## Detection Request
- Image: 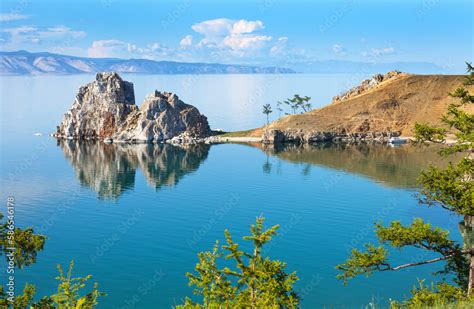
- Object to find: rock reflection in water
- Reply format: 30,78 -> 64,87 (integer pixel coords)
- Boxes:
57,140 -> 210,199
258,142 -> 454,188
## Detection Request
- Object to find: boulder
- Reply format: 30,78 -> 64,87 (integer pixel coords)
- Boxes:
262,129 -> 285,144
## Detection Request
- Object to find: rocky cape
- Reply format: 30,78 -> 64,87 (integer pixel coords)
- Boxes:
244,72 -> 473,144
54,71 -> 472,145
54,72 -> 211,143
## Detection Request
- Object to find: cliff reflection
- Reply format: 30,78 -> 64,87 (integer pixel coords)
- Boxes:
58,140 -> 210,199
258,143 -> 455,188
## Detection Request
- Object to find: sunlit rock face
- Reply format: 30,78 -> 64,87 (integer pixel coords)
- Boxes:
54,72 -> 137,139
58,140 -> 210,199
115,90 -> 211,142
54,72 -> 211,142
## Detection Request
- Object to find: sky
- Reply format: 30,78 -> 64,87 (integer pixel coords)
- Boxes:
0,0 -> 472,71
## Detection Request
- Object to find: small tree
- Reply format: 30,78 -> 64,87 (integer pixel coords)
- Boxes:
0,261 -> 104,308
0,212 -> 46,268
336,63 -> 474,306
276,101 -> 284,119
178,217 -> 299,308
262,104 -> 273,125
284,95 -> 312,114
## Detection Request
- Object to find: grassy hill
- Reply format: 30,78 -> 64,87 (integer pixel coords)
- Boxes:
251,74 -> 473,137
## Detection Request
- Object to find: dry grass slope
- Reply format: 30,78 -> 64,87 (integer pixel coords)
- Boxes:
265,74 -> 473,136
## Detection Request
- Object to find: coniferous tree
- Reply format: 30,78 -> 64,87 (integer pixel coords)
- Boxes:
0,212 -> 104,308
336,63 -> 474,306
179,217 -> 299,308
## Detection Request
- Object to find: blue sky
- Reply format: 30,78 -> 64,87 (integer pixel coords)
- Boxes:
0,0 -> 472,71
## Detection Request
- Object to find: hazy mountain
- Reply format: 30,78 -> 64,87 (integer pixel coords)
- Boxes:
0,50 -> 446,75
290,60 -> 446,74
0,50 -> 295,75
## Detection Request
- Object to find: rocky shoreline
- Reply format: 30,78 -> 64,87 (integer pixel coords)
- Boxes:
261,129 -> 401,144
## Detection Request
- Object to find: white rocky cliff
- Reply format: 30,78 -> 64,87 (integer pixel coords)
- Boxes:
54,72 -> 211,142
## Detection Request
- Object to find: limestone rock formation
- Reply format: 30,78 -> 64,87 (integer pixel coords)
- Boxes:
54,72 -> 211,143
332,70 -> 405,103
115,90 -> 211,142
54,72 -> 137,139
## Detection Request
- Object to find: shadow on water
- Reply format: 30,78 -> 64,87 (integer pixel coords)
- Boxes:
254,142 -> 455,188
57,140 -> 210,199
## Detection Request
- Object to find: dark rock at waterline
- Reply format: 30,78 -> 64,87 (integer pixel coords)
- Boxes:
262,129 -> 400,144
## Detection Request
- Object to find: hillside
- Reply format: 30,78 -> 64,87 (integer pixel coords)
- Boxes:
0,50 -> 295,75
265,73 -> 473,137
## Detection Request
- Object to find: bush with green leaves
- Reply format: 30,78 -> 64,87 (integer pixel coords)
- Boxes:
178,217 -> 299,308
0,212 -> 103,308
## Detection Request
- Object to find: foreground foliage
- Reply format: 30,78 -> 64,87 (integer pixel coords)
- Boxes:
337,63 -> 474,307
178,217 -> 299,308
0,212 -> 103,308
0,213 -> 46,268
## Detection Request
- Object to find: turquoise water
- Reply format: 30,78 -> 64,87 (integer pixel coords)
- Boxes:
0,75 -> 461,308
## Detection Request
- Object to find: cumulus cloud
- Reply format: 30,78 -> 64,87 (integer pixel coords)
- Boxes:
88,40 -> 129,58
191,18 -> 234,37
88,39 -> 172,59
231,20 -> 264,35
0,13 -> 29,22
190,18 -> 273,57
270,36 -> 288,55
0,25 -> 86,48
179,35 -> 193,48
1,17 -> 290,63
223,34 -> 271,51
332,44 -> 347,55
362,47 -> 395,58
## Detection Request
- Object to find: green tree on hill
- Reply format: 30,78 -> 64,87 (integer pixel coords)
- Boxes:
336,63 -> 474,307
263,104 -> 273,125
284,95 -> 312,114
276,101 -> 284,119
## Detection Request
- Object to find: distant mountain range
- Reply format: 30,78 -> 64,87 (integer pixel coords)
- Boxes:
0,50 -> 295,75
289,60 -> 446,74
0,50 -> 447,75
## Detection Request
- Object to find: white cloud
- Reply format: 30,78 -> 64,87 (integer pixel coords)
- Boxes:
223,34 -> 271,51
190,18 -> 273,57
362,47 -> 395,58
88,39 -> 172,59
0,13 -> 29,22
270,36 -> 288,55
191,18 -> 234,37
332,44 -> 347,55
179,35 -> 193,48
231,20 -> 264,35
88,40 -> 128,58
1,25 -> 86,47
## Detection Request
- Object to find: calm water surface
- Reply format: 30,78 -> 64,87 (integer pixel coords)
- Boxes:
0,75 -> 460,308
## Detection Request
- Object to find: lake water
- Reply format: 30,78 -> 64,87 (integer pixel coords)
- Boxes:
0,74 -> 461,308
